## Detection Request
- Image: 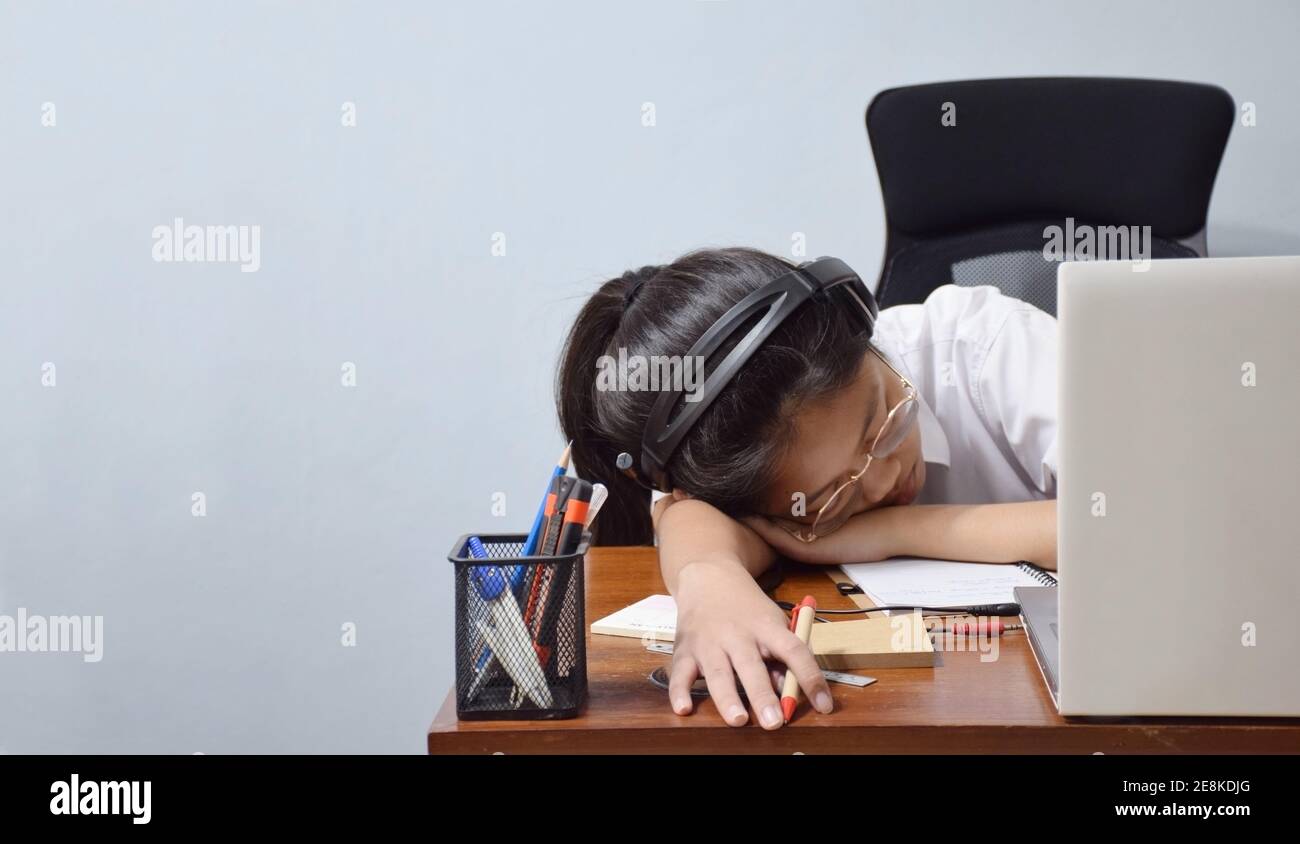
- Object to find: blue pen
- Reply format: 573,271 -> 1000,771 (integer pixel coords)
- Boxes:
514,442 -> 572,591
466,536 -> 503,676
467,536 -> 508,599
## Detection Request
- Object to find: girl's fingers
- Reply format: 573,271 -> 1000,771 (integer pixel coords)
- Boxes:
767,630 -> 835,715
697,651 -> 749,727
666,654 -> 700,715
729,649 -> 784,730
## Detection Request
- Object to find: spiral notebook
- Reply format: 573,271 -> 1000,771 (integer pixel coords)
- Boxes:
838,557 -> 1058,613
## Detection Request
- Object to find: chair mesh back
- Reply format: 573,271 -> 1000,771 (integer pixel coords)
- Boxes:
883,221 -> 1198,316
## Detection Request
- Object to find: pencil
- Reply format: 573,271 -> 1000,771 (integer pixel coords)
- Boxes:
515,442 -> 572,591
780,596 -> 818,723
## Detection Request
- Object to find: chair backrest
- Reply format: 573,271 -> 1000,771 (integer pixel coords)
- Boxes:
866,77 -> 1234,315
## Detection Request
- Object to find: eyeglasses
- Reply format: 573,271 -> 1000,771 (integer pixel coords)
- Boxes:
780,348 -> 918,543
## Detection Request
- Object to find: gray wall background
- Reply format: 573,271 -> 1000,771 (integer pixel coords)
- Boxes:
1,0 -> 1297,753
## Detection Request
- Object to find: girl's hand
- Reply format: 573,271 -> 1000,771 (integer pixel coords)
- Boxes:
669,557 -> 833,729
743,508 -> 901,566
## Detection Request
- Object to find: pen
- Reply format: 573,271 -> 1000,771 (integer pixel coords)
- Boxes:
780,595 -> 818,723
474,618 -> 552,709
464,536 -> 506,700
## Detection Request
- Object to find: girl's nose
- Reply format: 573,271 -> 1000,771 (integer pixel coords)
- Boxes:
859,457 -> 902,507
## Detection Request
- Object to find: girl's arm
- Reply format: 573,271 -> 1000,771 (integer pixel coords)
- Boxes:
654,497 -> 834,729
877,500 -> 1057,569
746,500 -> 1058,570
653,495 -> 775,587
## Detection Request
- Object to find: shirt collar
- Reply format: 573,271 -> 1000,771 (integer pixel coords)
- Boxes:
877,340 -> 951,469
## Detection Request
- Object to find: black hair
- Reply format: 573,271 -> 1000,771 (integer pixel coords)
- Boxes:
555,247 -> 873,545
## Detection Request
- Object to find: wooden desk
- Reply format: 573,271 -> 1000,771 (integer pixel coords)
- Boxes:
428,547 -> 1300,754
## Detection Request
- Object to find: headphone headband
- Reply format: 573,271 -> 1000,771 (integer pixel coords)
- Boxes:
618,256 -> 877,493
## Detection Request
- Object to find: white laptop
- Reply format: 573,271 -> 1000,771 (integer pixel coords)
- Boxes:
1047,255 -> 1300,717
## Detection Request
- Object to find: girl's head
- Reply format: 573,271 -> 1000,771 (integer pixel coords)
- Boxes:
556,247 -> 923,546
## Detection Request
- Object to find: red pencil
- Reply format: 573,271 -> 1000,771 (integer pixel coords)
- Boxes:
780,596 -> 818,723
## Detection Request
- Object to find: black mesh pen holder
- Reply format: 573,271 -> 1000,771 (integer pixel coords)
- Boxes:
447,532 -> 589,720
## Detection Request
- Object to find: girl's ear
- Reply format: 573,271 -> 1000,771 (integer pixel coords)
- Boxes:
671,489 -> 691,501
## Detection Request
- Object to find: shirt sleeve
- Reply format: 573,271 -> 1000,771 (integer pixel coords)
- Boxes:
650,490 -> 667,547
973,301 -> 1060,497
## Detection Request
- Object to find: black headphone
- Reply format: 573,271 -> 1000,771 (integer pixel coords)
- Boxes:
615,256 -> 878,493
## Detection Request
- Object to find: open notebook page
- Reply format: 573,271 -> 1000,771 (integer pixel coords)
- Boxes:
839,557 -> 1057,612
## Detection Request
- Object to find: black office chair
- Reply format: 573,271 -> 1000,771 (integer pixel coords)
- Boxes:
866,77 -> 1234,315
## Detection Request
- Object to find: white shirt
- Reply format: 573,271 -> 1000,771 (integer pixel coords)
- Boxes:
873,284 -> 1058,504
651,284 -> 1059,513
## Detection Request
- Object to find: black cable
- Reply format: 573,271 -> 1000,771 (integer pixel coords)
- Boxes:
774,599 -> 1021,617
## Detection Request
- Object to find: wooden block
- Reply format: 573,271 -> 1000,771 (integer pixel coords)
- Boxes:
810,612 -> 935,670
